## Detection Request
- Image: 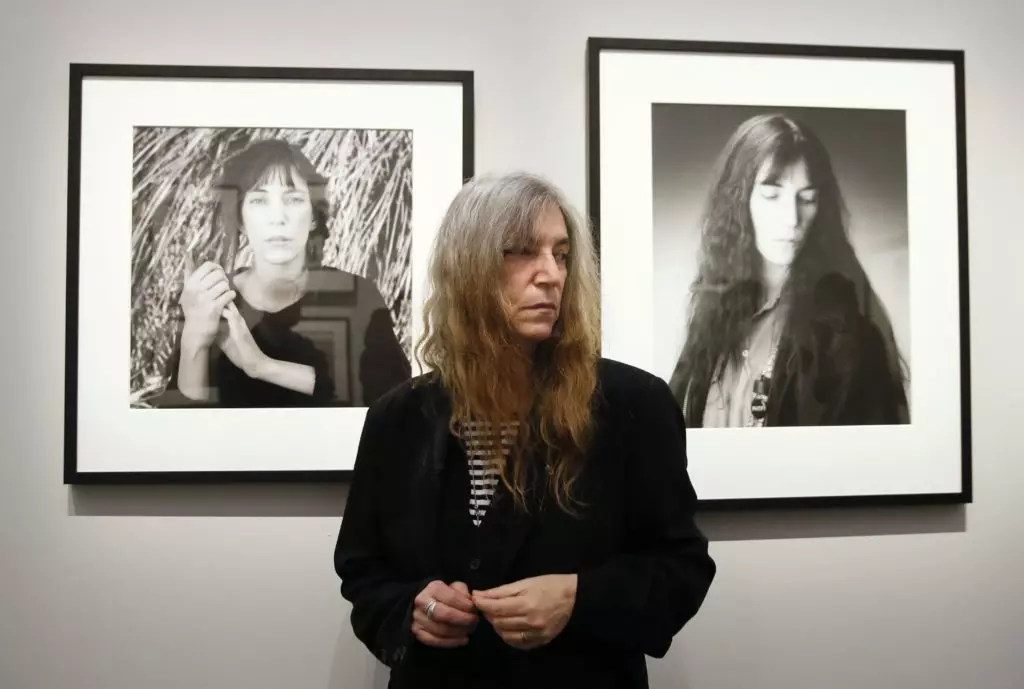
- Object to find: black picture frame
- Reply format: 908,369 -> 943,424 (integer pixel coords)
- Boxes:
586,37 -> 971,510
65,62 -> 474,485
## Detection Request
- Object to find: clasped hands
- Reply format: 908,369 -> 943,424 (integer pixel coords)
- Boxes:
411,574 -> 577,651
217,301 -> 267,378
179,258 -> 268,379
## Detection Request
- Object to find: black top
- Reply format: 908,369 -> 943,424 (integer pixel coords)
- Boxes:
672,272 -> 909,427
334,358 -> 717,689
154,266 -> 411,409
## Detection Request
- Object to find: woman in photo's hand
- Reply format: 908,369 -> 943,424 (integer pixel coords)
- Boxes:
178,256 -> 236,348
174,256 -> 237,401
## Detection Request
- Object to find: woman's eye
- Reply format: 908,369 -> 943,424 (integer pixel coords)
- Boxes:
757,186 -> 779,200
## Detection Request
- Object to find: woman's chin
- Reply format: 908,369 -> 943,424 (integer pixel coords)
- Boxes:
513,325 -> 555,346
257,249 -> 301,266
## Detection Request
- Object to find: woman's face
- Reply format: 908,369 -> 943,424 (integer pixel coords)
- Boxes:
748,156 -> 819,267
500,202 -> 570,349
240,167 -> 314,266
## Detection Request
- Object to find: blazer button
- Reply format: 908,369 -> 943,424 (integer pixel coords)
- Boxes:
469,557 -> 481,570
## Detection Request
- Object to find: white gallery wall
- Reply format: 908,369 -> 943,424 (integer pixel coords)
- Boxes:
1,0 -> 1021,687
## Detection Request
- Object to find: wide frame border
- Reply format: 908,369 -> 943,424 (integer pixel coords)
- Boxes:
585,37 -> 972,510
64,62 -> 475,485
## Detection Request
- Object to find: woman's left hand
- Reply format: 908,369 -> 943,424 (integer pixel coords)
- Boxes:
219,302 -> 268,379
472,574 -> 577,651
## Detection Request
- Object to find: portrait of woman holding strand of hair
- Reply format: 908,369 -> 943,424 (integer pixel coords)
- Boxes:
334,172 -> 716,689
667,113 -> 910,428
152,137 -> 411,409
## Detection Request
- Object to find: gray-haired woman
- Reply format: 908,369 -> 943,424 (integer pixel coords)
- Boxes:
334,171 -> 716,688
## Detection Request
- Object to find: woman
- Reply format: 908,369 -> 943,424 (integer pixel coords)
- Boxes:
158,137 -> 410,408
334,172 -> 716,688
668,113 -> 910,428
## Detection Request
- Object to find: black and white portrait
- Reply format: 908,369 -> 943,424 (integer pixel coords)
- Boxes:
130,127 -> 413,410
590,39 -> 969,504
66,65 -> 471,480
652,104 -> 911,429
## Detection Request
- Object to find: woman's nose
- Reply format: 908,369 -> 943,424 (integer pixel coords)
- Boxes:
269,198 -> 287,223
534,253 -> 560,283
782,197 -> 800,229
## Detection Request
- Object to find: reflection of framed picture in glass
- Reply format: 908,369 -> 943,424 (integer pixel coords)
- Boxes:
308,268 -> 356,296
293,318 -> 352,405
588,37 -> 971,508
65,63 -> 473,484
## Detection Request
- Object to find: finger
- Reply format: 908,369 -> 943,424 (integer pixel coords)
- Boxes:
474,580 -> 527,599
198,265 -> 228,289
187,261 -> 220,284
222,303 -> 237,326
411,623 -> 468,649
425,599 -> 478,627
202,277 -> 230,294
412,609 -> 473,637
451,582 -> 470,597
223,306 -> 244,338
487,615 -> 533,632
418,580 -> 475,613
213,290 -> 237,312
432,584 -> 477,616
473,596 -> 525,618
496,628 -> 542,649
415,581 -> 444,605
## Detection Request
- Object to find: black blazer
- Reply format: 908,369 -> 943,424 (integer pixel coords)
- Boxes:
334,358 -> 716,689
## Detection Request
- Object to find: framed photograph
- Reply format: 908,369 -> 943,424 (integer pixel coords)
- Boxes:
587,38 -> 971,508
65,63 -> 473,483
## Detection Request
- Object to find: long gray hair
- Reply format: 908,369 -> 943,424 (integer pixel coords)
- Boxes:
416,171 -> 602,514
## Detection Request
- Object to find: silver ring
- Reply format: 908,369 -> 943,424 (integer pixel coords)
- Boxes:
425,598 -> 438,620
520,630 -> 530,643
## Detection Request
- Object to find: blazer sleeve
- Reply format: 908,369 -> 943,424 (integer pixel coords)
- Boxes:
333,396 -> 432,668
567,373 -> 716,658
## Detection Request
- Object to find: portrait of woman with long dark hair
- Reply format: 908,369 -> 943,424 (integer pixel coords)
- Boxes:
666,113 -> 909,428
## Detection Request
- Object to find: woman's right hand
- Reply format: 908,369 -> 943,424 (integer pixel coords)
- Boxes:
411,580 -> 479,648
178,258 -> 236,348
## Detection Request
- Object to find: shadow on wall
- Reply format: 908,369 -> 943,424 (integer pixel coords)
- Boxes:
68,483 -> 351,518
697,504 -> 965,542
69,484 -> 965,542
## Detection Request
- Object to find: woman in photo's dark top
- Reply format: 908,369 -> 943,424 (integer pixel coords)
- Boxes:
158,138 -> 411,408
668,113 -> 909,428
